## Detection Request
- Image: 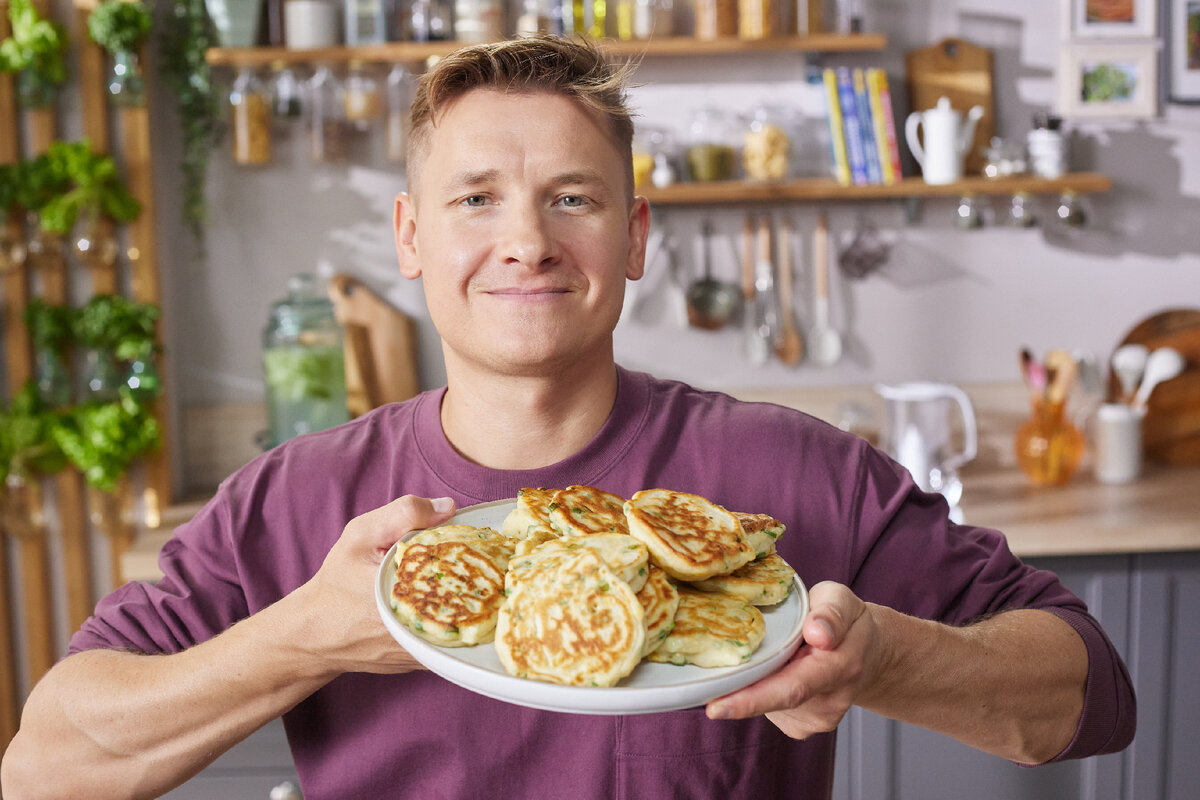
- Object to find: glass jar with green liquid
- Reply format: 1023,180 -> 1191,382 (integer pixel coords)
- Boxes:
262,274 -> 350,447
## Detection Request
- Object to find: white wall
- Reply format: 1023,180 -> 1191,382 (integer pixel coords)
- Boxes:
155,0 -> 1200,490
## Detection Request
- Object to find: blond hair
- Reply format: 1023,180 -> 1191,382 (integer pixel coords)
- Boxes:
407,36 -> 637,198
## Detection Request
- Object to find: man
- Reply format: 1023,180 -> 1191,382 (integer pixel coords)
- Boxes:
1,36 -> 1133,799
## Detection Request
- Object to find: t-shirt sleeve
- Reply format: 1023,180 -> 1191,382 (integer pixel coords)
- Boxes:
843,443 -> 1135,762
67,492 -> 251,657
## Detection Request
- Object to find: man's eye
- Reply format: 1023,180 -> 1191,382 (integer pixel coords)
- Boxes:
463,195 -> 488,207
557,195 -> 586,208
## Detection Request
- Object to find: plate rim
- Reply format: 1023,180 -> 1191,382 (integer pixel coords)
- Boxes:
374,498 -> 809,714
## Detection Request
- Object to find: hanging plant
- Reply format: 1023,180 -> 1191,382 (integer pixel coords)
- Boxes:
0,0 -> 69,108
87,0 -> 153,53
88,0 -> 153,106
37,141 -> 141,235
72,293 -> 160,360
159,0 -> 224,247
0,382 -> 68,484
52,388 -> 160,492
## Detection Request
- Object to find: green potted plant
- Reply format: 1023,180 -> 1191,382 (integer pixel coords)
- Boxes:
0,163 -> 25,272
159,0 -> 225,248
0,0 -> 68,108
73,294 -> 161,402
87,0 -> 153,107
23,298 -> 74,407
52,386 -> 160,492
37,141 -> 141,268
0,382 -> 68,489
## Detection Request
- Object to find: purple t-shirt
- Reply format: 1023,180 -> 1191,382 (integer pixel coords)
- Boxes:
69,367 -> 1134,799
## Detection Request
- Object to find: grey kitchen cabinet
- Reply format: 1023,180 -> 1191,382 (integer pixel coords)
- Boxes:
834,551 -> 1200,800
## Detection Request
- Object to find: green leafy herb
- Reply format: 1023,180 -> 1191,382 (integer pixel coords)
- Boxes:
87,0 -> 153,54
0,0 -> 68,86
0,382 -> 68,483
72,294 -> 160,358
23,298 -> 74,353
37,141 -> 141,234
51,388 -> 160,492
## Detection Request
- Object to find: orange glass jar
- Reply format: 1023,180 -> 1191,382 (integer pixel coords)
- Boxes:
1014,399 -> 1085,486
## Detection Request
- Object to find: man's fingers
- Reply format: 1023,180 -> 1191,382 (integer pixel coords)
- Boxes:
803,581 -> 866,651
349,495 -> 457,557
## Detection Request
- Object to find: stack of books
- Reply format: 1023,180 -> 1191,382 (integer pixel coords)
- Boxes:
822,66 -> 904,187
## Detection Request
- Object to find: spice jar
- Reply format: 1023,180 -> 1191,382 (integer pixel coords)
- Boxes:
308,65 -> 348,163
616,0 -> 656,39
343,61 -> 383,130
230,68 -> 271,165
743,104 -> 792,181
386,64 -> 415,163
694,0 -> 736,39
455,0 -> 504,42
267,61 -> 304,121
410,0 -> 454,41
738,0 -> 776,40
685,107 -> 739,182
262,274 -> 350,448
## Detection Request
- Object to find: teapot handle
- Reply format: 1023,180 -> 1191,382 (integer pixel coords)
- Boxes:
943,385 -> 978,471
904,112 -> 925,167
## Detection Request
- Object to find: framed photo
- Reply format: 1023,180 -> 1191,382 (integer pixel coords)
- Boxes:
1060,42 -> 1161,118
1168,0 -> 1200,101
1071,0 -> 1158,38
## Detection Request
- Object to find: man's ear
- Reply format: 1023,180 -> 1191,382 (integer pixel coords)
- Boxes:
394,192 -> 421,279
625,196 -> 651,281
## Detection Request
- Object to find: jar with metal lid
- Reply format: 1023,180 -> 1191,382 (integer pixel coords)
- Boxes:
230,68 -> 271,165
694,0 -> 736,39
267,61 -> 304,121
743,104 -> 793,181
307,65 -> 348,163
737,0 -> 776,40
262,274 -> 350,447
455,0 -> 504,42
685,107 -> 739,182
343,60 -> 383,130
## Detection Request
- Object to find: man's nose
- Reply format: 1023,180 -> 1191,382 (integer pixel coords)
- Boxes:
502,202 -> 559,269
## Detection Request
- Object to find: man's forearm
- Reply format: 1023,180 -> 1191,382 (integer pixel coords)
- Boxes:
1,585 -> 333,800
859,606 -> 1088,764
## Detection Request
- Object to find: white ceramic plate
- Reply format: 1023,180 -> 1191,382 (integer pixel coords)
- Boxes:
375,499 -> 809,715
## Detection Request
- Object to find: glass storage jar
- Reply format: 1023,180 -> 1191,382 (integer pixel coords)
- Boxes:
343,61 -> 383,130
737,0 -> 776,40
307,65 -> 348,163
230,68 -> 271,165
455,0 -> 504,42
386,64 -> 415,163
1014,398 -> 1085,486
694,0 -> 736,39
685,107 -> 739,182
743,104 -> 793,181
262,274 -> 350,447
267,61 -> 304,121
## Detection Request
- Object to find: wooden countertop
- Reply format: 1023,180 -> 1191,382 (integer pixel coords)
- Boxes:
123,383 -> 1200,582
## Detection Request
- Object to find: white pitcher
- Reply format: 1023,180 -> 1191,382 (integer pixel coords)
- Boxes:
875,381 -> 978,522
905,97 -> 984,185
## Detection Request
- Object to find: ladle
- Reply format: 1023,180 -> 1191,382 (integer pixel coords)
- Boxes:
809,212 -> 843,366
1111,343 -> 1148,403
1132,347 -> 1185,412
686,220 -> 739,330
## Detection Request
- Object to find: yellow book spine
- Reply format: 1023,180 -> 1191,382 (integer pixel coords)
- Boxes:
823,68 -> 851,187
866,68 -> 895,185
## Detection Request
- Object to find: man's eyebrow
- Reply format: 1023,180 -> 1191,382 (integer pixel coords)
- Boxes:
444,169 -> 501,190
553,169 -> 609,187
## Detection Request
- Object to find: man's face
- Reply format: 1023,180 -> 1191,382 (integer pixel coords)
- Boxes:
395,89 -> 650,379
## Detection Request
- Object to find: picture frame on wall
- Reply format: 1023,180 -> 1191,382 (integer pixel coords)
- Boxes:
1168,0 -> 1200,101
1071,0 -> 1158,37
1060,41 -> 1160,118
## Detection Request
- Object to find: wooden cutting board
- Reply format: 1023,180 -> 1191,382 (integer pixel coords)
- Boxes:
905,38 -> 996,175
1109,308 -> 1200,465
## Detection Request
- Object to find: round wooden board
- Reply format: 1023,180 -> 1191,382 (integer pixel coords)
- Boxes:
1109,308 -> 1200,465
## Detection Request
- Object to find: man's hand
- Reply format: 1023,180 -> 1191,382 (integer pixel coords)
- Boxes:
295,494 -> 457,677
705,581 -> 882,739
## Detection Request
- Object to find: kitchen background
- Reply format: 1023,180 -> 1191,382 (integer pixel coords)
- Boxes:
154,0 -> 1200,496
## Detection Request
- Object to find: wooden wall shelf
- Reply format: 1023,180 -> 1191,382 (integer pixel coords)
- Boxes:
205,33 -> 888,68
640,173 -> 1114,205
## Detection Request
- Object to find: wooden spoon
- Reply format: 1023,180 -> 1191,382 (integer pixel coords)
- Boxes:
772,216 -> 804,365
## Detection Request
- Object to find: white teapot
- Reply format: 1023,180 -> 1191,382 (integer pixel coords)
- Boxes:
905,97 -> 984,185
